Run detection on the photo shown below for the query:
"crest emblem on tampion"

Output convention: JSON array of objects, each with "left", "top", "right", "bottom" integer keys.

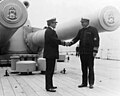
[{"left": 7, "top": 7, "right": 17, "bottom": 20}]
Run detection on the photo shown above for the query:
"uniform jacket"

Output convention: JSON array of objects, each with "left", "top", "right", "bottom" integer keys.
[
  {"left": 72, "top": 26, "right": 100, "bottom": 54},
  {"left": 43, "top": 27, "right": 62, "bottom": 59}
]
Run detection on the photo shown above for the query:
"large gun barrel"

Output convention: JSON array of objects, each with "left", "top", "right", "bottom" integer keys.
[
  {"left": 56, "top": 6, "right": 120, "bottom": 40},
  {"left": 0, "top": 0, "right": 28, "bottom": 47},
  {"left": 25, "top": 6, "right": 120, "bottom": 52}
]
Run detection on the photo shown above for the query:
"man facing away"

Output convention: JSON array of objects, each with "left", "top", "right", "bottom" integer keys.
[
  {"left": 66, "top": 18, "right": 100, "bottom": 89},
  {"left": 43, "top": 18, "right": 65, "bottom": 92}
]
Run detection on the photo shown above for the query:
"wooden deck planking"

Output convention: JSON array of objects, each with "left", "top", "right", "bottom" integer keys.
[
  {"left": 0, "top": 56, "right": 120, "bottom": 96},
  {"left": 0, "top": 78, "right": 4, "bottom": 96},
  {"left": 20, "top": 75, "right": 50, "bottom": 96},
  {"left": 56, "top": 56, "right": 120, "bottom": 96},
  {"left": 55, "top": 74, "right": 100, "bottom": 96},
  {"left": 14, "top": 76, "right": 40, "bottom": 96},
  {"left": 1, "top": 77, "right": 15, "bottom": 96},
  {"left": 54, "top": 76, "right": 82, "bottom": 96},
  {"left": 7, "top": 76, "right": 27, "bottom": 96},
  {"left": 93, "top": 86, "right": 120, "bottom": 96},
  {"left": 32, "top": 75, "right": 63, "bottom": 96}
]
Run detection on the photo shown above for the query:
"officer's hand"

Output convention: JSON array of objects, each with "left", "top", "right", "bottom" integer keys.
[
  {"left": 61, "top": 41, "right": 66, "bottom": 46},
  {"left": 93, "top": 52, "right": 97, "bottom": 57},
  {"left": 65, "top": 42, "right": 70, "bottom": 46}
]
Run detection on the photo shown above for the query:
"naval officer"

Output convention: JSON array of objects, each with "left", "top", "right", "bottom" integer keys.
[
  {"left": 43, "top": 18, "right": 65, "bottom": 92},
  {"left": 66, "top": 18, "right": 100, "bottom": 89}
]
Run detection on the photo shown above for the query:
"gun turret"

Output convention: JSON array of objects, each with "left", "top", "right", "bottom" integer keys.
[{"left": 0, "top": 0, "right": 28, "bottom": 47}]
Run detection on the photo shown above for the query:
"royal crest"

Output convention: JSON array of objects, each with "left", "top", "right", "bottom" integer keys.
[
  {"left": 107, "top": 13, "right": 115, "bottom": 24},
  {"left": 7, "top": 7, "right": 17, "bottom": 20}
]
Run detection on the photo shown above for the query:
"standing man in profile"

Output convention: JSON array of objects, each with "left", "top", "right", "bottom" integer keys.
[
  {"left": 67, "top": 18, "right": 100, "bottom": 89},
  {"left": 43, "top": 18, "right": 65, "bottom": 92}
]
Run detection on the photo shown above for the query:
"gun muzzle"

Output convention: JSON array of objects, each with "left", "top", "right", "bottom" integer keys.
[{"left": 0, "top": 0, "right": 28, "bottom": 47}]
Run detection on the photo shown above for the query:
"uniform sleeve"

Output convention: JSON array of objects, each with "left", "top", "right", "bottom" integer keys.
[
  {"left": 47, "top": 30, "right": 64, "bottom": 45},
  {"left": 71, "top": 30, "right": 81, "bottom": 45},
  {"left": 93, "top": 28, "right": 100, "bottom": 53},
  {"left": 50, "top": 36, "right": 65, "bottom": 45}
]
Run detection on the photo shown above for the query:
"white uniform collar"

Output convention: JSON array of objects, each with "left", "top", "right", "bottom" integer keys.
[
  {"left": 85, "top": 25, "right": 90, "bottom": 28},
  {"left": 49, "top": 26, "right": 54, "bottom": 30}
]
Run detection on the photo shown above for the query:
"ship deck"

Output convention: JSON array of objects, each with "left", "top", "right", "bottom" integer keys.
[{"left": 0, "top": 55, "right": 120, "bottom": 96}]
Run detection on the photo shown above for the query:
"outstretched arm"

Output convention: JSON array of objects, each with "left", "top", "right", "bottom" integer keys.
[{"left": 65, "top": 29, "right": 81, "bottom": 46}]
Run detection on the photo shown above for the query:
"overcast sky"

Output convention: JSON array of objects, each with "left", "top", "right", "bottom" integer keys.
[{"left": 20, "top": 0, "right": 120, "bottom": 58}]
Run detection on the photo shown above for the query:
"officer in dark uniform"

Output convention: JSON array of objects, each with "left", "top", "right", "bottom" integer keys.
[
  {"left": 67, "top": 18, "right": 100, "bottom": 89},
  {"left": 43, "top": 18, "right": 65, "bottom": 92}
]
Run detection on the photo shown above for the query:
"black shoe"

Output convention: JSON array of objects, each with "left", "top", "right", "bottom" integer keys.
[
  {"left": 51, "top": 86, "right": 57, "bottom": 89},
  {"left": 89, "top": 85, "right": 94, "bottom": 89},
  {"left": 78, "top": 84, "right": 87, "bottom": 88},
  {"left": 46, "top": 88, "right": 56, "bottom": 92}
]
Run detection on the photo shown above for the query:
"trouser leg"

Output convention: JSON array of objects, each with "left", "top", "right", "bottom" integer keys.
[
  {"left": 88, "top": 54, "right": 94, "bottom": 85},
  {"left": 50, "top": 59, "right": 56, "bottom": 87},
  {"left": 80, "top": 54, "right": 88, "bottom": 85},
  {"left": 45, "top": 58, "right": 56, "bottom": 89}
]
